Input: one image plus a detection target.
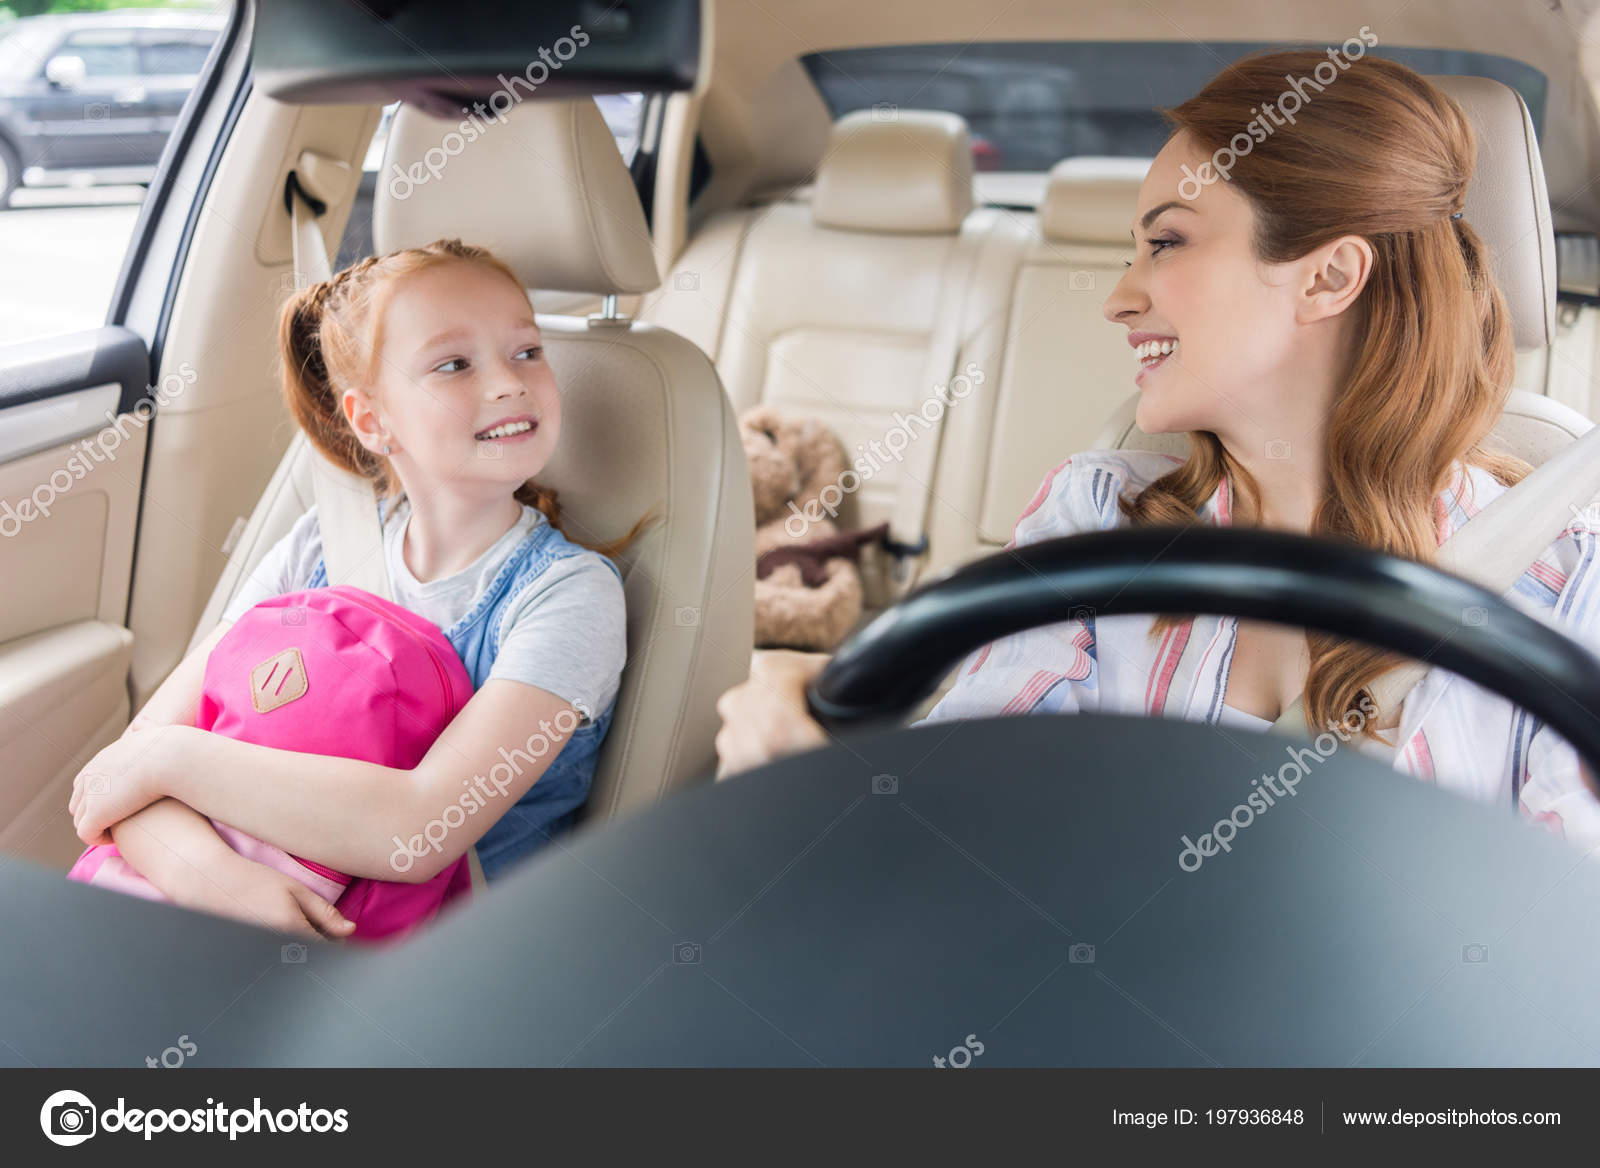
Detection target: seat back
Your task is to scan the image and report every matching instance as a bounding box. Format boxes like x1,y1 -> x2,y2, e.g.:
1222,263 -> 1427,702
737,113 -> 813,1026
641,110 -> 1030,547
189,98 -> 754,822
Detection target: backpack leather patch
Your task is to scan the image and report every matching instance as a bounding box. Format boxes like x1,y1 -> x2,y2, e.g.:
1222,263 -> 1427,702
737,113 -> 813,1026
251,647 -> 308,713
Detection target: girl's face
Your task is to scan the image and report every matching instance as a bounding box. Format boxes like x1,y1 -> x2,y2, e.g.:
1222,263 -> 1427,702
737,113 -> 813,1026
350,260 -> 562,503
1101,131 -> 1332,452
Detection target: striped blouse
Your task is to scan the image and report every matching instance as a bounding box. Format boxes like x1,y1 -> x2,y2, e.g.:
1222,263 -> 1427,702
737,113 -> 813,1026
917,450 -> 1600,853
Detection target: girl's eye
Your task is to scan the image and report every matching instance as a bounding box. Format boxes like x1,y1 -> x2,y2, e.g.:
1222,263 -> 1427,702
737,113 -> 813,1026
432,357 -> 468,374
515,345 -> 544,361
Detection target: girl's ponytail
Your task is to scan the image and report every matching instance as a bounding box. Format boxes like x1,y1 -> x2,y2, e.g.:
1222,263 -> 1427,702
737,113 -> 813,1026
278,272 -> 393,496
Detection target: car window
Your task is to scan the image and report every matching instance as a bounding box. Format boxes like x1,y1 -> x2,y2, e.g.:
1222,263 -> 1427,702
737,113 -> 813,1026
58,29 -> 139,77
0,6 -> 229,347
140,34 -> 214,77
802,42 -> 1548,176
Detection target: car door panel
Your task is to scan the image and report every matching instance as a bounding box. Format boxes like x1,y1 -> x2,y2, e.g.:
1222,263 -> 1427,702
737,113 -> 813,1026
0,325 -> 151,869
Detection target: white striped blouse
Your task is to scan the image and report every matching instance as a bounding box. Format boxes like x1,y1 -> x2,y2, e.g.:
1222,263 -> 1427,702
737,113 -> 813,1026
917,449 -> 1600,854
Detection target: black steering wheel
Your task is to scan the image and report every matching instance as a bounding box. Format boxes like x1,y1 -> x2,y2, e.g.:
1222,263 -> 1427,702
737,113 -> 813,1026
809,526 -> 1600,780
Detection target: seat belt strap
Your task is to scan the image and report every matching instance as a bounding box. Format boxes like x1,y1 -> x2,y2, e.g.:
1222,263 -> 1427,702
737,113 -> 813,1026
288,170 -> 488,894
883,209 -> 995,598
1270,415 -> 1600,737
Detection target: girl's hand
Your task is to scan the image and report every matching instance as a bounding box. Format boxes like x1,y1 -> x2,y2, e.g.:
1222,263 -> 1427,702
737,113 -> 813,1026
714,649 -> 832,778
170,850 -> 356,940
69,723 -> 184,846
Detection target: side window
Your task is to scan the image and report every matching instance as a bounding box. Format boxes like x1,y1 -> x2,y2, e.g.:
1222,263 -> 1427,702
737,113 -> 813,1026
0,8 -> 229,347
58,29 -> 139,77
140,34 -> 215,77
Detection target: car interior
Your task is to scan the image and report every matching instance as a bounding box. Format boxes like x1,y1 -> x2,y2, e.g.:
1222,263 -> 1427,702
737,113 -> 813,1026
3,0 -> 1599,910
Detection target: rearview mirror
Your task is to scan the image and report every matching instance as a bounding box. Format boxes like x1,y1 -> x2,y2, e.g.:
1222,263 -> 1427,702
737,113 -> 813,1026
252,0 -> 702,113
44,54 -> 85,90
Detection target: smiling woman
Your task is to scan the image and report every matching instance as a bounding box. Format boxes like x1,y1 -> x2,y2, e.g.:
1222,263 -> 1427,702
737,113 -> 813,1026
716,49 -> 1600,858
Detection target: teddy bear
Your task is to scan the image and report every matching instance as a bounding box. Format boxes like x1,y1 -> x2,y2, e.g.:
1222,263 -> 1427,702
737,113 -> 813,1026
740,405 -> 887,651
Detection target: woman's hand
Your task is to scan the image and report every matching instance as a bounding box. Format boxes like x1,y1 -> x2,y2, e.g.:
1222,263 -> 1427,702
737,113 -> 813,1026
714,649 -> 832,778
168,850 -> 356,940
69,722 -> 187,846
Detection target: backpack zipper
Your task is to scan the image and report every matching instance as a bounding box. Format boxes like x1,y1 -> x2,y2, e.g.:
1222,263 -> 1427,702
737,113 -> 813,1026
328,588 -> 459,710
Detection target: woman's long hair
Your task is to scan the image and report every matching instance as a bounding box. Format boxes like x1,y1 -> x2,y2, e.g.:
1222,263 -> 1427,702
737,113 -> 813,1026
278,237 -> 651,561
1116,51 -> 1531,743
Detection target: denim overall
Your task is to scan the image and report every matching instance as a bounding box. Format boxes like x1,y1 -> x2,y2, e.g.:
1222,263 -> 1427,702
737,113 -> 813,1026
308,497 -> 622,882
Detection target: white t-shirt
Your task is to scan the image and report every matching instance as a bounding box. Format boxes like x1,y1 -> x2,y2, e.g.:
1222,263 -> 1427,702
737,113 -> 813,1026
221,498 -> 626,721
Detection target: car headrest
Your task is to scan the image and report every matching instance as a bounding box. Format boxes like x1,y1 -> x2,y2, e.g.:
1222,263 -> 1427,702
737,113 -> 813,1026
374,98 -> 659,296
810,109 -> 974,234
1425,74 -> 1555,351
1039,156 -> 1151,245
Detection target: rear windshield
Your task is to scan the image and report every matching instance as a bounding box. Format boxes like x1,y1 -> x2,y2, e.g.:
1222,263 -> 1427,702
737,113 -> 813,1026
801,42 -> 1547,173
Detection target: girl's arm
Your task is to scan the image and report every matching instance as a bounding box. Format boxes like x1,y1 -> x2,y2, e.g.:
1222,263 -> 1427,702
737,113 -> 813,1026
100,623 -> 353,934
107,621 -> 241,886
132,679 -> 578,883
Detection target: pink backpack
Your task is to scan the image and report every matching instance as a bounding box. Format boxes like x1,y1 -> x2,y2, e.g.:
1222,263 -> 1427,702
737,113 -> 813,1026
68,584 -> 475,943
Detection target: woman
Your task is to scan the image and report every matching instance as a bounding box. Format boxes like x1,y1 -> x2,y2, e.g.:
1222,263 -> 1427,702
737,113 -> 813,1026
715,51 -> 1600,847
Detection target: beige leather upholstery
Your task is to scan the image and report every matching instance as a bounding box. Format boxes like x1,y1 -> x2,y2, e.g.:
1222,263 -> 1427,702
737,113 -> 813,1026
190,98 -> 754,824
1037,156 -> 1152,245
965,159 -> 1145,551
376,98 -> 660,296
811,109 -> 974,234
642,111 -> 1031,594
1426,74 -> 1556,351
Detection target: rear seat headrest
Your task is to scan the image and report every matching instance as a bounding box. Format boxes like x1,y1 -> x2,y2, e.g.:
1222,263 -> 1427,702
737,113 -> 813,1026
1039,156 -> 1152,246
1424,74 -> 1554,351
811,109 -> 974,234
374,98 -> 659,296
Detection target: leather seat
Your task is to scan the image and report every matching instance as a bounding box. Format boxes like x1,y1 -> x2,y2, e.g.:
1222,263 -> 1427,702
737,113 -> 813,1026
188,98 -> 754,823
641,109 -> 1031,600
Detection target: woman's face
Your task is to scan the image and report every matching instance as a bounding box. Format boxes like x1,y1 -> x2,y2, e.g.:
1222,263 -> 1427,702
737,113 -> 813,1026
1102,131 -> 1332,454
350,260 -> 562,503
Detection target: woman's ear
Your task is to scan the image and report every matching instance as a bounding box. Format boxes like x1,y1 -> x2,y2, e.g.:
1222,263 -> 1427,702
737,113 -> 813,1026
1296,234 -> 1373,325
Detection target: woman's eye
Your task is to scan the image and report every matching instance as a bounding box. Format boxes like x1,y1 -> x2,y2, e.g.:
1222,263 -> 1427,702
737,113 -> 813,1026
432,357 -> 468,374
1146,236 -> 1179,255
515,345 -> 544,361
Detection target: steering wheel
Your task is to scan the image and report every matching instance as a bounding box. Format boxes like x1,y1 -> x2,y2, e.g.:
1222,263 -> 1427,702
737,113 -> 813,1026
12,527 -> 1600,1068
809,525 -> 1600,780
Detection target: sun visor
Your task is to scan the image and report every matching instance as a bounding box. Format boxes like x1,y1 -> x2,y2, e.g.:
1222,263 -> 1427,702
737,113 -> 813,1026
252,0 -> 702,112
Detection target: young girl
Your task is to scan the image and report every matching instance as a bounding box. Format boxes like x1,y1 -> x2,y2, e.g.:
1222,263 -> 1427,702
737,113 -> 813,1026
715,52 -> 1600,847
68,238 -> 643,938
